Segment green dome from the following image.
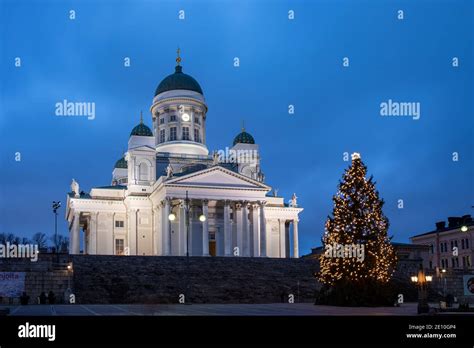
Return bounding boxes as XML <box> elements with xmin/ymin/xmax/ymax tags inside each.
<box><xmin>130</xmin><ymin>123</ymin><xmax>153</xmax><ymax>137</ymax></box>
<box><xmin>155</xmin><ymin>65</ymin><xmax>203</xmax><ymax>96</ymax></box>
<box><xmin>114</xmin><ymin>157</ymin><xmax>128</xmax><ymax>169</ymax></box>
<box><xmin>233</xmin><ymin>131</ymin><xmax>255</xmax><ymax>146</ymax></box>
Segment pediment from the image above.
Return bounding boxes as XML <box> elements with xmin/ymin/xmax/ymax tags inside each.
<box><xmin>129</xmin><ymin>145</ymin><xmax>155</xmax><ymax>151</ymax></box>
<box><xmin>166</xmin><ymin>166</ymin><xmax>270</xmax><ymax>190</ymax></box>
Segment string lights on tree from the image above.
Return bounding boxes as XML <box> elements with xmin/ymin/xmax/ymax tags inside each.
<box><xmin>318</xmin><ymin>153</ymin><xmax>397</xmax><ymax>287</ymax></box>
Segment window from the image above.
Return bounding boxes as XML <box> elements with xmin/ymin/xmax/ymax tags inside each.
<box><xmin>170</xmin><ymin>127</ymin><xmax>177</xmax><ymax>141</ymax></box>
<box><xmin>451</xmin><ymin>258</ymin><xmax>455</xmax><ymax>268</ymax></box>
<box><xmin>139</xmin><ymin>162</ymin><xmax>149</xmax><ymax>181</ymax></box>
<box><xmin>455</xmin><ymin>257</ymin><xmax>459</xmax><ymax>267</ymax></box>
<box><xmin>467</xmin><ymin>256</ymin><xmax>472</xmax><ymax>267</ymax></box>
<box><xmin>462</xmin><ymin>239</ymin><xmax>465</xmax><ymax>249</ymax></box>
<box><xmin>441</xmin><ymin>259</ymin><xmax>445</xmax><ymax>268</ymax></box>
<box><xmin>115</xmin><ymin>239</ymin><xmax>125</xmax><ymax>255</ymax></box>
<box><xmin>160</xmin><ymin>117</ymin><xmax>165</xmax><ymax>125</ymax></box>
<box><xmin>115</xmin><ymin>220</ymin><xmax>124</xmax><ymax>228</ymax></box>
<box><xmin>169</xmin><ymin>115</ymin><xmax>176</xmax><ymax>122</ymax></box>
<box><xmin>194</xmin><ymin>129</ymin><xmax>200</xmax><ymax>143</ymax></box>
<box><xmin>194</xmin><ymin>116</ymin><xmax>200</xmax><ymax>125</ymax></box>
<box><xmin>429</xmin><ymin>261</ymin><xmax>432</xmax><ymax>269</ymax></box>
<box><xmin>160</xmin><ymin>129</ymin><xmax>165</xmax><ymax>143</ymax></box>
<box><xmin>466</xmin><ymin>238</ymin><xmax>469</xmax><ymax>249</ymax></box>
<box><xmin>182</xmin><ymin>127</ymin><xmax>190</xmax><ymax>140</ymax></box>
<box><xmin>454</xmin><ymin>240</ymin><xmax>458</xmax><ymax>248</ymax></box>
<box><xmin>430</xmin><ymin>244</ymin><xmax>434</xmax><ymax>254</ymax></box>
<box><xmin>450</xmin><ymin>241</ymin><xmax>454</xmax><ymax>251</ymax></box>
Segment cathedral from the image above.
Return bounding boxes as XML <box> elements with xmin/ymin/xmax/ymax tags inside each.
<box><xmin>65</xmin><ymin>52</ymin><xmax>303</xmax><ymax>258</ymax></box>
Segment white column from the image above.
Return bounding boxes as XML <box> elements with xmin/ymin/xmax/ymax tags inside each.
<box><xmin>202</xmin><ymin>116</ymin><xmax>206</xmax><ymax>144</ymax></box>
<box><xmin>242</xmin><ymin>202</ymin><xmax>250</xmax><ymax>257</ymax></box>
<box><xmin>191</xmin><ymin>108</ymin><xmax>196</xmax><ymax>142</ymax></box>
<box><xmin>188</xmin><ymin>201</ymin><xmax>194</xmax><ymax>256</ymax></box>
<box><xmin>224</xmin><ymin>200</ymin><xmax>231</xmax><ymax>256</ymax></box>
<box><xmin>252</xmin><ymin>203</ymin><xmax>260</xmax><ymax>257</ymax></box>
<box><xmin>71</xmin><ymin>212</ymin><xmax>80</xmax><ymax>255</ymax></box>
<box><xmin>259</xmin><ymin>201</ymin><xmax>267</xmax><ymax>257</ymax></box>
<box><xmin>89</xmin><ymin>213</ymin><xmax>97</xmax><ymax>255</ymax></box>
<box><xmin>235</xmin><ymin>202</ymin><xmax>243</xmax><ymax>256</ymax></box>
<box><xmin>129</xmin><ymin>209</ymin><xmax>138</xmax><ymax>255</ymax></box>
<box><xmin>179</xmin><ymin>201</ymin><xmax>186</xmax><ymax>256</ymax></box>
<box><xmin>279</xmin><ymin>219</ymin><xmax>286</xmax><ymax>258</ymax></box>
<box><xmin>162</xmin><ymin>199</ymin><xmax>171</xmax><ymax>256</ymax></box>
<box><xmin>202</xmin><ymin>200</ymin><xmax>209</xmax><ymax>256</ymax></box>
<box><xmin>153</xmin><ymin>206</ymin><xmax>161</xmax><ymax>255</ymax></box>
<box><xmin>293</xmin><ymin>219</ymin><xmax>299</xmax><ymax>258</ymax></box>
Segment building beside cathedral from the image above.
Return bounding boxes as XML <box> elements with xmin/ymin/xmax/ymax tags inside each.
<box><xmin>65</xmin><ymin>53</ymin><xmax>303</xmax><ymax>258</ymax></box>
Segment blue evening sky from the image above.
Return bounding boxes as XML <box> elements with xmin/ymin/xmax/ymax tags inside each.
<box><xmin>0</xmin><ymin>0</ymin><xmax>473</xmax><ymax>255</ymax></box>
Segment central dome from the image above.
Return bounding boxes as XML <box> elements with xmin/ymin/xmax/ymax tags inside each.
<box><xmin>155</xmin><ymin>65</ymin><xmax>203</xmax><ymax>96</ymax></box>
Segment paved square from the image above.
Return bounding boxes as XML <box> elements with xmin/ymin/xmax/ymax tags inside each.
<box><xmin>3</xmin><ymin>302</ymin><xmax>426</xmax><ymax>316</ymax></box>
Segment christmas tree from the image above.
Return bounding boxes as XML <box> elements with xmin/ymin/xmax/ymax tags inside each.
<box><xmin>318</xmin><ymin>153</ymin><xmax>397</xmax><ymax>305</ymax></box>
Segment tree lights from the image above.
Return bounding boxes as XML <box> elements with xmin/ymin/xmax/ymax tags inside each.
<box><xmin>318</xmin><ymin>154</ymin><xmax>397</xmax><ymax>288</ymax></box>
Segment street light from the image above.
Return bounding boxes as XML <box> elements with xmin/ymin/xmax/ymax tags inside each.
<box><xmin>168</xmin><ymin>213</ymin><xmax>176</xmax><ymax>221</ymax></box>
<box><xmin>411</xmin><ymin>265</ymin><xmax>432</xmax><ymax>314</ymax></box>
<box><xmin>52</xmin><ymin>201</ymin><xmax>61</xmax><ymax>255</ymax></box>
<box><xmin>461</xmin><ymin>225</ymin><xmax>468</xmax><ymax>232</ymax></box>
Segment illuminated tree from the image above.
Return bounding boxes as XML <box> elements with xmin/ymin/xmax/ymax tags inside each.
<box><xmin>318</xmin><ymin>153</ymin><xmax>397</xmax><ymax>304</ymax></box>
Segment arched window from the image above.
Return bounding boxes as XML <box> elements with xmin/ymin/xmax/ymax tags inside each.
<box><xmin>139</xmin><ymin>162</ymin><xmax>149</xmax><ymax>181</ymax></box>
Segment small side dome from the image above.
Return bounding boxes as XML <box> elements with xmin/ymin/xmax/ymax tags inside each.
<box><xmin>130</xmin><ymin>123</ymin><xmax>153</xmax><ymax>137</ymax></box>
<box><xmin>233</xmin><ymin>130</ymin><xmax>255</xmax><ymax>146</ymax></box>
<box><xmin>130</xmin><ymin>112</ymin><xmax>153</xmax><ymax>137</ymax></box>
<box><xmin>114</xmin><ymin>157</ymin><xmax>127</xmax><ymax>169</ymax></box>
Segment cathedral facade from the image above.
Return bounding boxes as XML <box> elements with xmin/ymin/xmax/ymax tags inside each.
<box><xmin>66</xmin><ymin>54</ymin><xmax>303</xmax><ymax>258</ymax></box>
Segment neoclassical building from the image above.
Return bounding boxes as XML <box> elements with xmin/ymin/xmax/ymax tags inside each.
<box><xmin>66</xmin><ymin>53</ymin><xmax>303</xmax><ymax>258</ymax></box>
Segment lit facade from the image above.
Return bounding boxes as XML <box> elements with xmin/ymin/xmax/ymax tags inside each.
<box><xmin>410</xmin><ymin>215</ymin><xmax>473</xmax><ymax>270</ymax></box>
<box><xmin>65</xmin><ymin>56</ymin><xmax>303</xmax><ymax>258</ymax></box>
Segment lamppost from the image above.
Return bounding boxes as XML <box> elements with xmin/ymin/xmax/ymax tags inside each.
<box><xmin>52</xmin><ymin>201</ymin><xmax>61</xmax><ymax>255</ymax></box>
<box><xmin>168</xmin><ymin>191</ymin><xmax>206</xmax><ymax>303</ymax></box>
<box><xmin>441</xmin><ymin>268</ymin><xmax>447</xmax><ymax>297</ymax></box>
<box><xmin>411</xmin><ymin>265</ymin><xmax>433</xmax><ymax>314</ymax></box>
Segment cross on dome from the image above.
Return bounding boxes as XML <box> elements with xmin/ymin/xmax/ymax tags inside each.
<box><xmin>176</xmin><ymin>47</ymin><xmax>181</xmax><ymax>66</ymax></box>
